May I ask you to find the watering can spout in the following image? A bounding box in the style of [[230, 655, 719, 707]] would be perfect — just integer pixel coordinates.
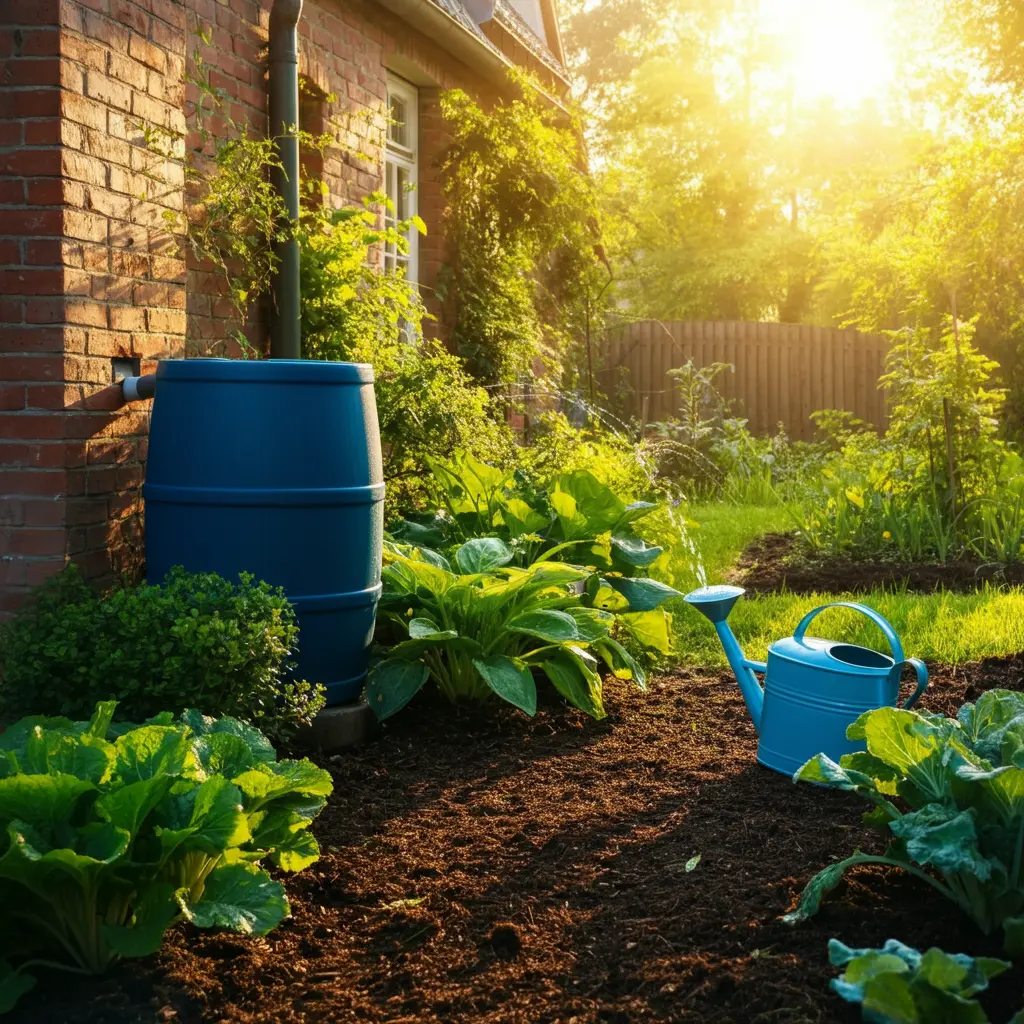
[[684, 586, 765, 731]]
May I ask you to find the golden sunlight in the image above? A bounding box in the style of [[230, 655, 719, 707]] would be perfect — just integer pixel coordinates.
[[758, 0, 898, 108]]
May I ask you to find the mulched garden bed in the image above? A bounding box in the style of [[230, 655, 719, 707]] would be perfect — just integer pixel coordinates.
[[10, 657, 1024, 1024], [730, 530, 1024, 594]]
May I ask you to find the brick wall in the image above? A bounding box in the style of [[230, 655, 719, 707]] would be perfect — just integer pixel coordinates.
[[0, 0, 568, 615]]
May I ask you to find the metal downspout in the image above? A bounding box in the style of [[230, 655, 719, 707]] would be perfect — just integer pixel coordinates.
[[268, 0, 303, 360]]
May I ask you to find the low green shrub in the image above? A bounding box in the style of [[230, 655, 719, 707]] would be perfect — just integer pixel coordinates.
[[366, 537, 680, 721], [787, 690, 1024, 954], [0, 566, 324, 743], [0, 701, 331, 1013], [827, 938, 1013, 1023]]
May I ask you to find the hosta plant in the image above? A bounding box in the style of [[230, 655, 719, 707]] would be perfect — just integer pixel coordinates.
[[365, 537, 680, 721], [0, 702, 331, 1013], [787, 690, 1024, 954], [392, 452, 664, 573], [827, 938, 1015, 1024]]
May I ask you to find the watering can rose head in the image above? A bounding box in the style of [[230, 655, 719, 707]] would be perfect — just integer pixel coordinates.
[[684, 587, 929, 775]]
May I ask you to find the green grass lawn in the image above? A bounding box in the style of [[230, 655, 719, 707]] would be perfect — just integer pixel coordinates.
[[670, 502, 1024, 667]]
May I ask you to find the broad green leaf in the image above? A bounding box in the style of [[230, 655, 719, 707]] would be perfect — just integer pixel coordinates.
[[619, 609, 672, 653], [231, 760, 332, 808], [859, 708, 967, 804], [366, 659, 430, 721], [796, 754, 898, 812], [385, 634, 479, 660], [610, 533, 663, 567], [391, 515, 448, 549], [0, 961, 35, 1014], [540, 653, 606, 720], [565, 606, 615, 641], [615, 501, 659, 527], [179, 862, 289, 936], [21, 729, 114, 785], [248, 806, 322, 871], [500, 498, 550, 538], [96, 776, 176, 837], [455, 537, 514, 574], [192, 733, 257, 780], [1004, 915, 1024, 957], [409, 617, 452, 639], [473, 656, 537, 716], [151, 776, 249, 860], [828, 938, 1009, 1024], [594, 637, 647, 689], [507, 608, 580, 643], [114, 726, 196, 782], [86, 701, 118, 740], [888, 805, 996, 880], [6, 819, 130, 886], [784, 853, 886, 924], [180, 711, 277, 765], [550, 471, 625, 537], [102, 881, 179, 958], [0, 773, 95, 833], [606, 576, 683, 611]]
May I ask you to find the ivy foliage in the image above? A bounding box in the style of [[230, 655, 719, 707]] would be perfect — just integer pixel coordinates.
[[438, 75, 602, 385]]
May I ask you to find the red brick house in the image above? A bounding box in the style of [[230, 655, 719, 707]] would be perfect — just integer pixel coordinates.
[[0, 0, 570, 614]]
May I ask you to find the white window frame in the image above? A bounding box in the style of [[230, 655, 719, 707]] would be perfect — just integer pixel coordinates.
[[385, 75, 419, 285]]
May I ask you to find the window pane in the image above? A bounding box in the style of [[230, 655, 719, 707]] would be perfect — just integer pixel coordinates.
[[388, 94, 408, 148]]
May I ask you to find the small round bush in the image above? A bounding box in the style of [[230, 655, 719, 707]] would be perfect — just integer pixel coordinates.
[[0, 565, 325, 743]]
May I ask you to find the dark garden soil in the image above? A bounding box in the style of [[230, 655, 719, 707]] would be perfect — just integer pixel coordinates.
[[13, 654, 1024, 1024], [730, 530, 1024, 594]]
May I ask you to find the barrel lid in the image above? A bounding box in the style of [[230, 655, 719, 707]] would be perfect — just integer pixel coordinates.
[[769, 635, 895, 675], [155, 358, 374, 384]]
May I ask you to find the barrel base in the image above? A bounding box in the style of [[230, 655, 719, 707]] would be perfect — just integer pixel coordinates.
[[299, 700, 378, 752], [323, 672, 368, 706]]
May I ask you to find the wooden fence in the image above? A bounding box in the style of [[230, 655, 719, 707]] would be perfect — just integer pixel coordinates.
[[601, 321, 889, 441]]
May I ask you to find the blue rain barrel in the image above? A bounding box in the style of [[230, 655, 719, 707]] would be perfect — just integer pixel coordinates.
[[143, 358, 383, 705]]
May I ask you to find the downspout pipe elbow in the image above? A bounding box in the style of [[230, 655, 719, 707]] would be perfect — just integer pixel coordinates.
[[122, 374, 157, 402]]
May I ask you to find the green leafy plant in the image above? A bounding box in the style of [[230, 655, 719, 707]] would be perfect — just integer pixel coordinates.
[[0, 566, 324, 744], [787, 690, 1024, 953], [827, 938, 1014, 1024], [393, 453, 665, 573], [366, 538, 680, 721], [0, 701, 331, 1013]]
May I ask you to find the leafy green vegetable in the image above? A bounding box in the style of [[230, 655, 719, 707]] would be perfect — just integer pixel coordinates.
[[366, 538, 681, 721], [0, 701, 331, 1013], [827, 938, 1010, 1024], [789, 692, 1024, 952]]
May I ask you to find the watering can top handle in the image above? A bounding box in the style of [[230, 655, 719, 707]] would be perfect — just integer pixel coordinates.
[[792, 602, 905, 664]]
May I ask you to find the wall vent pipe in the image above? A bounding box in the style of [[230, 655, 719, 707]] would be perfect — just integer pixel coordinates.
[[268, 0, 304, 360]]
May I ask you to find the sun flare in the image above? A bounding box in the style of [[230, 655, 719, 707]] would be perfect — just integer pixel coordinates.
[[758, 0, 898, 108]]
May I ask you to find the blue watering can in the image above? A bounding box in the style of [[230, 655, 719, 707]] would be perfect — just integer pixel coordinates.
[[684, 585, 929, 775]]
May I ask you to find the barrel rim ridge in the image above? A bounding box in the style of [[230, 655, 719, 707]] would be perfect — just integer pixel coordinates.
[[154, 358, 374, 384]]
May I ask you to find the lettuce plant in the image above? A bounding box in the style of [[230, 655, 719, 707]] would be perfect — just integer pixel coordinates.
[[366, 538, 680, 721], [0, 702, 331, 1012], [827, 938, 1014, 1024], [787, 691, 1024, 953]]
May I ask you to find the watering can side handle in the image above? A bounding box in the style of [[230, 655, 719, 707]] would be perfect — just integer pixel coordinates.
[[792, 602, 905, 665], [890, 657, 929, 709], [745, 659, 767, 674]]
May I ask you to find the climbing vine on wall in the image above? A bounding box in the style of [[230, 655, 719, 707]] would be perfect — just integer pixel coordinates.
[[438, 74, 604, 388]]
